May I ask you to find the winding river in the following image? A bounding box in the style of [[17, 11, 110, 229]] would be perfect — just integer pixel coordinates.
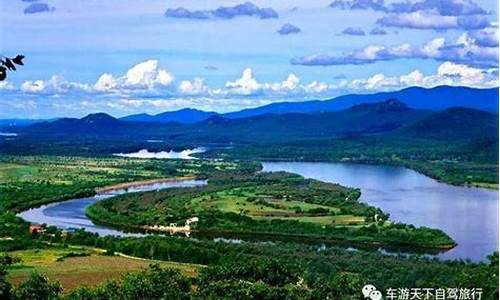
[[18, 161, 498, 262], [19, 179, 207, 237]]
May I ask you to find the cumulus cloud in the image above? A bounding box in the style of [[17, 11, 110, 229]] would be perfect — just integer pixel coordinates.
[[178, 78, 208, 95], [343, 62, 498, 91], [20, 60, 174, 95], [341, 27, 366, 36], [291, 34, 498, 67], [277, 24, 301, 35], [165, 2, 278, 20], [24, 3, 54, 14], [189, 69, 327, 97], [94, 60, 174, 93], [223, 68, 261, 95]]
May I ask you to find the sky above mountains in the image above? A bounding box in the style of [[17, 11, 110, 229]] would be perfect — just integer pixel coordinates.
[[0, 0, 498, 118]]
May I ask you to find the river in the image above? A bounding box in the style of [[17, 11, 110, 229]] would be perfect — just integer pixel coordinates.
[[18, 179, 207, 237], [262, 162, 499, 262], [18, 162, 498, 262]]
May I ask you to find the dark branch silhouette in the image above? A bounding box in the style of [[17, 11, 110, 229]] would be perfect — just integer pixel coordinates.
[[0, 55, 25, 81]]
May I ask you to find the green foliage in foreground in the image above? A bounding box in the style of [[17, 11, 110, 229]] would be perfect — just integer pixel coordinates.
[[0, 250, 498, 300]]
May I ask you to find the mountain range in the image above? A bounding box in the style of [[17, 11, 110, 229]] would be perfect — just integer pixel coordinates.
[[117, 86, 499, 124], [13, 99, 498, 146], [1, 86, 498, 128]]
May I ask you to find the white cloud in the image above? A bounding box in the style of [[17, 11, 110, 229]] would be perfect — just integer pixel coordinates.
[[178, 77, 208, 95], [292, 34, 498, 67], [21, 80, 46, 93], [18, 60, 175, 95], [343, 61, 498, 91], [124, 60, 174, 89], [224, 68, 261, 95], [94, 73, 118, 92], [20, 75, 91, 94]]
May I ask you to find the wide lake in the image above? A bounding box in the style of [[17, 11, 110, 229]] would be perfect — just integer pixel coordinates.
[[262, 162, 499, 262]]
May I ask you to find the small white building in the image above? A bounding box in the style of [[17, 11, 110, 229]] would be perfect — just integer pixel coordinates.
[[186, 217, 199, 225]]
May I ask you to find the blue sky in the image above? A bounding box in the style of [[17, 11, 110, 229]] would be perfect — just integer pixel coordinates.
[[0, 0, 498, 118]]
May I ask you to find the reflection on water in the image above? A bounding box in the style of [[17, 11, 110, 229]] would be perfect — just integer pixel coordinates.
[[18, 180, 207, 237], [262, 162, 499, 262]]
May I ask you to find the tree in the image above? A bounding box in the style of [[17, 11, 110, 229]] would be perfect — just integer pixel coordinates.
[[0, 264, 13, 300], [15, 272, 61, 300]]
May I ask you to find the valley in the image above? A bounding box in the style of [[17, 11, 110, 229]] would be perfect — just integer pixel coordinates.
[[0, 87, 498, 299]]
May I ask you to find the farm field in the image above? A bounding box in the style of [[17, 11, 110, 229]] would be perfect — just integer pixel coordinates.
[[5, 247, 201, 293]]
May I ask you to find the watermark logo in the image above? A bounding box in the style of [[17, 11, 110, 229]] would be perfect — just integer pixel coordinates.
[[362, 284, 383, 300], [362, 284, 483, 300]]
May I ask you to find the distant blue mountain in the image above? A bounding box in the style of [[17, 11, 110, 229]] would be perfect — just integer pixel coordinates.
[[121, 108, 218, 124], [222, 86, 499, 119], [0, 118, 53, 130]]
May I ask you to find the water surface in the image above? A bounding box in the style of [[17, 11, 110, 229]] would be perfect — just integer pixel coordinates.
[[262, 162, 499, 262], [18, 180, 207, 237]]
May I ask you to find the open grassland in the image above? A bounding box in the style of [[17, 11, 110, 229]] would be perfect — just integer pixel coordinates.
[[188, 188, 358, 226]]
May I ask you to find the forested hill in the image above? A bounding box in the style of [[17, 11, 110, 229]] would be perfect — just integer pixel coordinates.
[[396, 107, 499, 140]]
